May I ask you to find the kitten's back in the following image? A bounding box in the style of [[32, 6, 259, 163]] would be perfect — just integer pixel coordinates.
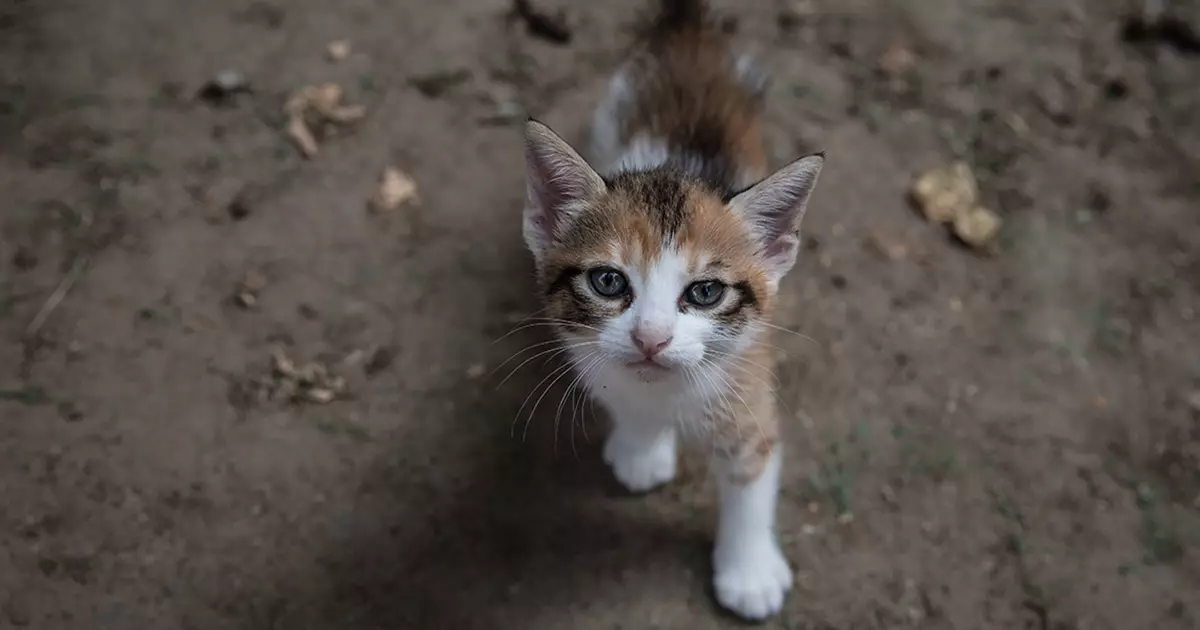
[[591, 0, 769, 194]]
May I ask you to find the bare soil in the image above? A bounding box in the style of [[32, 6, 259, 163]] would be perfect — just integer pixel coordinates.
[[2, 1, 1199, 628]]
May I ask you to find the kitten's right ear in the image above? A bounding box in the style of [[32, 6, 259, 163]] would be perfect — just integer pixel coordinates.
[[523, 120, 606, 262]]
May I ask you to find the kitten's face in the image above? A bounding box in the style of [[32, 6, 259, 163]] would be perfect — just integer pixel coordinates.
[[522, 120, 821, 384], [540, 171, 773, 381]]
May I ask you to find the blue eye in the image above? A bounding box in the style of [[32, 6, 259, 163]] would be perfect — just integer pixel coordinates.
[[588, 268, 629, 298], [684, 280, 725, 307]]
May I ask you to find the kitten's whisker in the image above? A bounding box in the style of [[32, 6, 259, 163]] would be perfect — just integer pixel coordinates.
[[707, 350, 783, 387], [755, 321, 821, 348], [702, 357, 768, 447], [708, 331, 794, 359], [490, 338, 568, 376], [585, 397, 598, 443], [554, 352, 601, 455], [525, 352, 595, 443], [511, 357, 581, 438], [503, 307, 551, 326], [491, 320, 599, 344], [692, 359, 738, 444], [487, 319, 600, 343], [678, 364, 699, 434], [497, 341, 599, 387], [710, 356, 789, 411], [573, 367, 597, 446], [563, 354, 604, 460], [499, 346, 572, 388]]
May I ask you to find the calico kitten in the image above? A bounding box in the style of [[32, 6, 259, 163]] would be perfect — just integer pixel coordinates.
[[521, 0, 823, 620]]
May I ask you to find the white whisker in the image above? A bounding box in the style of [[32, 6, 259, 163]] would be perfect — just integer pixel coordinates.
[[497, 341, 599, 387], [554, 353, 604, 455], [511, 355, 585, 438], [754, 321, 820, 348], [524, 352, 596, 443]]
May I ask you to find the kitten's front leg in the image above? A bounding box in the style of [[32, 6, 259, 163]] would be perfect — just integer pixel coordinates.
[[712, 443, 792, 621], [602, 420, 677, 493]]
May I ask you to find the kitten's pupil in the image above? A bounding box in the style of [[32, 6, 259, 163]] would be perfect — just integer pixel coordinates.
[[588, 268, 629, 298]]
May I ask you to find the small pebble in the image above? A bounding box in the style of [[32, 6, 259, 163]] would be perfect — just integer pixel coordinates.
[[326, 39, 351, 61], [878, 41, 916, 77], [241, 271, 267, 292], [302, 388, 336, 404], [197, 70, 251, 105]]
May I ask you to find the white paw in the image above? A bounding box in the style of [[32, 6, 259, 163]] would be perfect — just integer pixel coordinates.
[[602, 431, 676, 493], [713, 543, 793, 621]]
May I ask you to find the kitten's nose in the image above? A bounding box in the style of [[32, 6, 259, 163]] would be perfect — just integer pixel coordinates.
[[632, 329, 673, 358]]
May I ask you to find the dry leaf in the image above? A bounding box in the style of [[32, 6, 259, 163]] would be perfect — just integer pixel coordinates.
[[272, 349, 298, 378], [286, 116, 320, 157], [912, 161, 979, 223], [369, 167, 419, 212], [953, 206, 1002, 248], [283, 83, 365, 158]]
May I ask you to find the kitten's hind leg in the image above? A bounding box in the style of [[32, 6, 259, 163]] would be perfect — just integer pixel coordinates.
[[602, 421, 677, 493], [711, 443, 792, 621]]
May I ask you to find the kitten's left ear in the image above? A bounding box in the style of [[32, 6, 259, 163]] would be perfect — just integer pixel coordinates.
[[523, 120, 606, 265], [728, 153, 824, 281]]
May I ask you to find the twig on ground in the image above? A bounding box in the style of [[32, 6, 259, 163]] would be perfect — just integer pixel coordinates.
[[24, 255, 90, 339]]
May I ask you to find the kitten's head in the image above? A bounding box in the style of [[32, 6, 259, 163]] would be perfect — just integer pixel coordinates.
[[522, 120, 822, 381]]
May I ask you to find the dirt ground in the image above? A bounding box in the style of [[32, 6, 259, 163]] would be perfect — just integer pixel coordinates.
[[2, 0, 1199, 628]]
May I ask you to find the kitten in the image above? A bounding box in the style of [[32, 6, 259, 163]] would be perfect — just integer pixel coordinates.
[[521, 0, 823, 620]]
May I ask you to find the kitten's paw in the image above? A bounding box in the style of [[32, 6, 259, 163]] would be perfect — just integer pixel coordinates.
[[602, 432, 676, 493], [713, 543, 793, 621]]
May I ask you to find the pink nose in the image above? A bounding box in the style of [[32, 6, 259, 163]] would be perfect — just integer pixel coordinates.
[[632, 330, 673, 357]]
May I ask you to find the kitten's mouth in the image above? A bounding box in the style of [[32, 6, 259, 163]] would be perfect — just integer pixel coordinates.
[[627, 358, 670, 372]]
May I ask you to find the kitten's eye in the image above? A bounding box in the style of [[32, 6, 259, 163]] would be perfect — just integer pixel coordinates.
[[587, 268, 629, 298], [684, 280, 726, 308]]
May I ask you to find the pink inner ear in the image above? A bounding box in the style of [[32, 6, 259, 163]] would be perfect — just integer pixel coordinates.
[[761, 232, 800, 264]]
